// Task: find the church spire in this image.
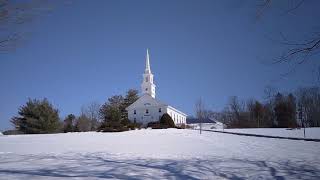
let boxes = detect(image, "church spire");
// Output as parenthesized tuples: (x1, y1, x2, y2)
(145, 48, 151, 74)
(141, 48, 156, 98)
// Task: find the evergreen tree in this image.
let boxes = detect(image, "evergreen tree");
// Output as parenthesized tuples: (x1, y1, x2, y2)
(121, 89, 139, 121)
(99, 95, 124, 131)
(160, 113, 176, 128)
(99, 89, 139, 132)
(123, 89, 139, 108)
(11, 98, 61, 134)
(274, 93, 298, 128)
(63, 114, 75, 133)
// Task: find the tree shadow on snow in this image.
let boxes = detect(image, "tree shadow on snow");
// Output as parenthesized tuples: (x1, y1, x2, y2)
(0, 153, 319, 179)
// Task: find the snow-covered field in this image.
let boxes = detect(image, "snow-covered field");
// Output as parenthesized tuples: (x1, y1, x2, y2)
(214, 128, 320, 139)
(189, 122, 225, 130)
(0, 129, 320, 179)
(190, 123, 320, 139)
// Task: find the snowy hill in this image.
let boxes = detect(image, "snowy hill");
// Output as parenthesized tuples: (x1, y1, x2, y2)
(0, 129, 320, 179)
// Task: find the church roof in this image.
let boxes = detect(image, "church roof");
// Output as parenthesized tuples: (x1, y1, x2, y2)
(126, 94, 187, 116)
(126, 94, 167, 110)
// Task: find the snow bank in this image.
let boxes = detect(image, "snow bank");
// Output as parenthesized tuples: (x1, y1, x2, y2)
(0, 129, 319, 179)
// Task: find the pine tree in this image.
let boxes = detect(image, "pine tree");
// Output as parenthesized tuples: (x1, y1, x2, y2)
(274, 93, 298, 128)
(160, 113, 176, 128)
(99, 95, 124, 131)
(99, 89, 139, 132)
(11, 98, 61, 134)
(63, 114, 75, 133)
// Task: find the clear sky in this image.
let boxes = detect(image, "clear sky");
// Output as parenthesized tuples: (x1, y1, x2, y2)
(1, 0, 319, 131)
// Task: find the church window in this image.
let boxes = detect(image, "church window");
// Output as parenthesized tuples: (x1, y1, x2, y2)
(146, 77, 149, 82)
(134, 110, 136, 114)
(159, 108, 162, 112)
(146, 109, 149, 114)
(145, 88, 148, 91)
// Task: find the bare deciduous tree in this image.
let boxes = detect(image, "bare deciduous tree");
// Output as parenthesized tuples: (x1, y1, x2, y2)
(296, 87, 320, 128)
(228, 96, 245, 122)
(195, 98, 205, 134)
(256, 0, 320, 81)
(81, 101, 101, 131)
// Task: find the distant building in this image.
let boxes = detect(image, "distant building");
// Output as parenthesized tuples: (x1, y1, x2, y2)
(126, 49, 187, 126)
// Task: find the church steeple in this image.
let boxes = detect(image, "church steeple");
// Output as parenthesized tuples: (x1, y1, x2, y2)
(145, 48, 151, 74)
(141, 49, 156, 98)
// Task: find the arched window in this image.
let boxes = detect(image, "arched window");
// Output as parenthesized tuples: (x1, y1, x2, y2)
(159, 108, 162, 113)
(146, 109, 149, 114)
(134, 110, 136, 114)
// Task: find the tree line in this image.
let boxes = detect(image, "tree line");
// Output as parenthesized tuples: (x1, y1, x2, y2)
(198, 86, 320, 129)
(9, 89, 142, 134)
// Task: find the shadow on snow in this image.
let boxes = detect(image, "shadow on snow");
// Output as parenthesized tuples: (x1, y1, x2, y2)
(0, 153, 319, 179)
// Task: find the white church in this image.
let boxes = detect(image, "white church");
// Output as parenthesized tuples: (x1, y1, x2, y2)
(126, 49, 187, 126)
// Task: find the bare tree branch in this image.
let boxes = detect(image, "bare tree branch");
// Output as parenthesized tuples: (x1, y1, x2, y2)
(273, 38, 320, 64)
(284, 0, 305, 15)
(256, 0, 271, 20)
(0, 0, 57, 52)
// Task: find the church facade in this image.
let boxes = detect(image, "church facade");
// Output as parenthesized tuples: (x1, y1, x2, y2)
(126, 49, 187, 126)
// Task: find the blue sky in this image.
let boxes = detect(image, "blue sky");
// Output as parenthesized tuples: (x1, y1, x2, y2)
(1, 0, 319, 130)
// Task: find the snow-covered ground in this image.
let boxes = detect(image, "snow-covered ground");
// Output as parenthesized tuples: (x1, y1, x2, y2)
(212, 127, 320, 139)
(189, 122, 225, 130)
(0, 129, 320, 179)
(190, 123, 320, 139)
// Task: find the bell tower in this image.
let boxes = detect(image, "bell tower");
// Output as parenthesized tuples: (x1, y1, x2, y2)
(141, 49, 156, 98)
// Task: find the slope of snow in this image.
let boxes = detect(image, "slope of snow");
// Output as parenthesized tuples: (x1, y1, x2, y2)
(0, 129, 319, 179)
(213, 128, 320, 139)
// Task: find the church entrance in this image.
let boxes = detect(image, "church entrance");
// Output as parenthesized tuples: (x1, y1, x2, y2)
(143, 114, 153, 124)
